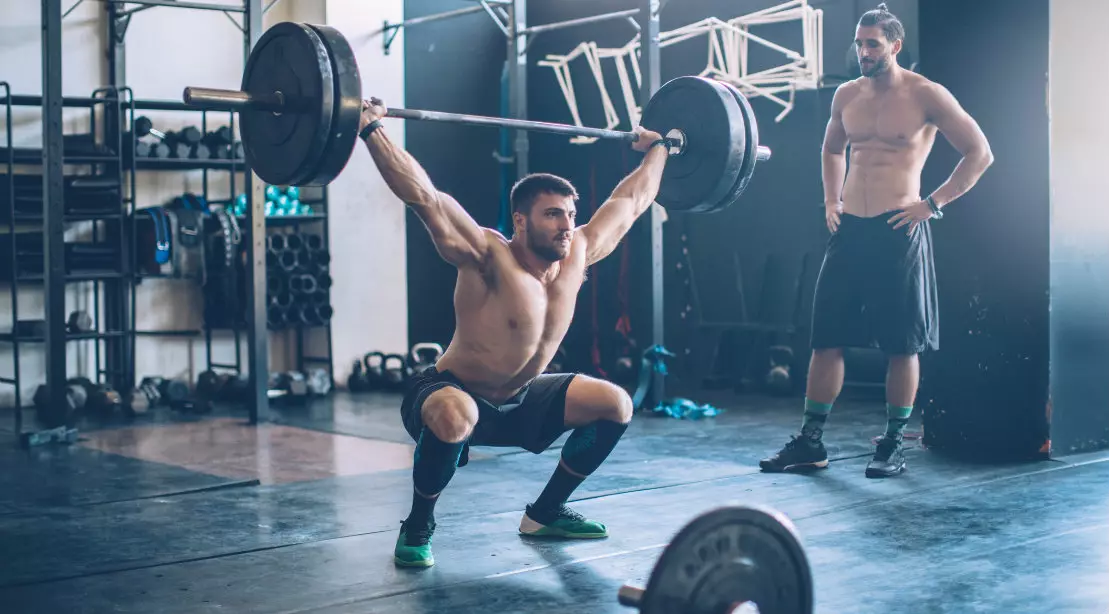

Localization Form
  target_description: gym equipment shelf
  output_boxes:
[0,81,135,438]
[1,0,332,446]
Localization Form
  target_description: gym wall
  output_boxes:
[1047,0,1109,454]
[916,0,1051,458]
[403,0,508,348]
[402,0,918,381]
[523,0,919,386]
[0,0,408,404]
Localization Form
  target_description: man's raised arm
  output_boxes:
[359,98,490,268]
[579,126,669,265]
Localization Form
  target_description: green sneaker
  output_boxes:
[518,504,608,539]
[394,520,435,568]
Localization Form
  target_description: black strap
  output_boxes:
[359,120,383,141]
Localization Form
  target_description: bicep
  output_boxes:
[822,86,850,153]
[413,191,490,266]
[928,85,990,156]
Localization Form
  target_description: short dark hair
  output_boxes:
[858,3,904,43]
[510,173,578,215]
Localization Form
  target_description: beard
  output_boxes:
[860,56,891,77]
[526,220,570,262]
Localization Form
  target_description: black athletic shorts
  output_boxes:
[810,211,939,355]
[400,366,577,466]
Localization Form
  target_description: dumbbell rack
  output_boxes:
[121,97,336,401]
[0,84,137,435]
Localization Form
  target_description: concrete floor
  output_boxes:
[0,388,1105,613]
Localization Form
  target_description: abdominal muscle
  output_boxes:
[841,142,931,218]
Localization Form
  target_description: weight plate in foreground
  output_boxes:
[302,24,363,187]
[240,22,335,186]
[640,505,813,614]
[715,81,762,211]
[640,76,747,213]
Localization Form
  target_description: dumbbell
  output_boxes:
[134,116,191,159]
[32,380,88,422]
[203,126,234,159]
[176,125,209,159]
[124,132,171,159]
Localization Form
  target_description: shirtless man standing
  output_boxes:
[760,3,993,478]
[357,98,668,567]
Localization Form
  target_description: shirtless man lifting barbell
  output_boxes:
[358,97,668,568]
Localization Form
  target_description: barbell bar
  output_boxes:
[182,87,771,161]
[180,22,772,213]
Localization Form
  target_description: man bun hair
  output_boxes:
[859,2,905,43]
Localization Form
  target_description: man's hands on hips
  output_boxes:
[888,200,934,235]
[825,201,843,233]
[360,97,387,134]
[631,125,665,153]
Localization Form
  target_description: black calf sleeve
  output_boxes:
[560,419,629,477]
[412,426,466,498]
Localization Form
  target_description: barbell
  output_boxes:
[181,22,771,214]
[618,505,814,614]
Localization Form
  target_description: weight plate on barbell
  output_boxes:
[240,22,335,187]
[302,24,363,187]
[715,80,762,211]
[640,505,813,614]
[640,76,747,213]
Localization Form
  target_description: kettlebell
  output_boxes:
[363,351,386,390]
[381,353,409,391]
[764,344,794,395]
[348,360,370,392]
[407,342,444,375]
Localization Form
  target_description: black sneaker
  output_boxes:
[394,519,436,567]
[759,433,829,473]
[865,435,906,478]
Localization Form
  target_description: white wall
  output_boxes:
[1048,0,1109,451]
[323,0,409,387]
[0,0,407,406]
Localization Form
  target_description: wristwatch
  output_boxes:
[925,195,943,219]
[359,120,383,142]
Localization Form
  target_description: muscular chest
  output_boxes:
[843,92,929,147]
[496,270,581,340]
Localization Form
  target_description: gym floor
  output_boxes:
[1,389,1107,613]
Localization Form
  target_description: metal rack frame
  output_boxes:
[1,0,341,441]
[102,0,333,423]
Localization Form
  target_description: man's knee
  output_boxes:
[567,377,634,426]
[812,347,843,360]
[421,388,478,443]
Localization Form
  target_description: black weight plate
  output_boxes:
[303,24,363,187]
[715,81,761,211]
[640,76,746,213]
[640,505,814,614]
[240,22,334,186]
